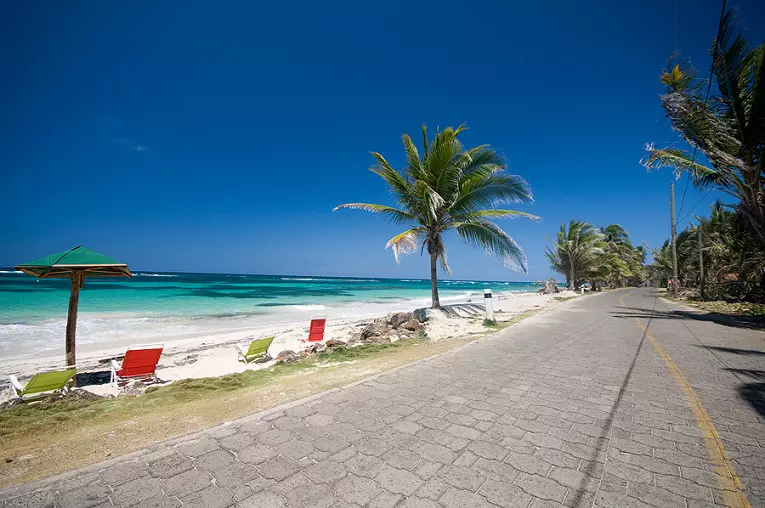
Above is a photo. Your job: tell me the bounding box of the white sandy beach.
[0,291,576,398]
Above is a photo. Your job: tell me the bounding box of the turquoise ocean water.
[0,269,537,358]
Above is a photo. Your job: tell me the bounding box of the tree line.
[649,201,764,301]
[545,221,646,291]
[643,9,764,302]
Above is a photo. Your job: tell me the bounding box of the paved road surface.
[2,289,764,508]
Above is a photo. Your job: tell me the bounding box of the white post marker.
[484,289,494,321]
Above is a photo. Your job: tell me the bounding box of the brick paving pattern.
[2,288,763,507]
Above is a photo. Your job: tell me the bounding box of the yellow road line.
[619,293,750,508]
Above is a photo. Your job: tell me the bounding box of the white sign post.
[484,289,494,322]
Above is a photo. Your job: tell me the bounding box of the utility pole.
[698,226,705,300]
[670,182,679,297]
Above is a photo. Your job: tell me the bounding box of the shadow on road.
[610,306,765,331]
[739,383,765,418]
[723,370,765,418]
[570,310,651,506]
[696,346,765,356]
[724,369,765,380]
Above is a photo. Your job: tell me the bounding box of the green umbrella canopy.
[14,246,131,368]
[15,245,131,279]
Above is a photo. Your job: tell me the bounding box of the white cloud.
[116,138,148,152]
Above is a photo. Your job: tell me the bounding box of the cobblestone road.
[2,289,764,508]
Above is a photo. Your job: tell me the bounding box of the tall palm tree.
[600,224,637,287]
[544,220,605,290]
[644,10,765,244]
[334,124,538,309]
[601,224,630,246]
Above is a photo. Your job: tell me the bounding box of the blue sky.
[3,0,764,281]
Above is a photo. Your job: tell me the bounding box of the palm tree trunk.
[429,250,440,309]
[568,258,575,291]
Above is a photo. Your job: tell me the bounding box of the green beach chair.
[236,337,275,363]
[8,367,77,401]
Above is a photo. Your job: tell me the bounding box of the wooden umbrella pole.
[65,269,83,368]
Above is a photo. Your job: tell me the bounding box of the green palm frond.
[454,220,527,272]
[402,134,425,181]
[643,148,734,190]
[369,153,411,204]
[414,180,445,223]
[451,174,533,214]
[421,124,429,158]
[457,210,541,221]
[332,203,415,224]
[744,45,765,144]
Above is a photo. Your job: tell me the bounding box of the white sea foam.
[286,304,327,311]
[0,284,534,360]
[280,277,379,283]
[0,270,23,274]
[134,273,177,277]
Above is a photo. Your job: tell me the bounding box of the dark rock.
[119,381,147,397]
[400,319,422,332]
[326,339,346,348]
[361,322,388,339]
[306,343,325,354]
[413,308,430,323]
[0,398,24,411]
[275,350,300,364]
[388,312,414,329]
[299,350,312,359]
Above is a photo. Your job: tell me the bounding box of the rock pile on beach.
[119,380,152,396]
[275,350,301,363]
[0,388,104,410]
[348,311,424,345]
[271,312,426,365]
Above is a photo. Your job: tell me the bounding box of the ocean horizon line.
[0,267,544,285]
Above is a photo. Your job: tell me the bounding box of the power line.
[675,0,728,221]
[678,189,713,224]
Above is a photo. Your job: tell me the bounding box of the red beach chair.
[301,315,326,344]
[110,344,164,386]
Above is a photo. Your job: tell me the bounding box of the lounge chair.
[236,336,275,363]
[301,315,326,344]
[8,366,77,401]
[110,344,163,386]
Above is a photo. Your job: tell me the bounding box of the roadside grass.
[0,308,543,487]
[666,296,765,317]
[480,309,540,331]
[0,336,471,487]
[0,339,421,444]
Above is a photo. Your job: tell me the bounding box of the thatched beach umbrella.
[15,246,132,366]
